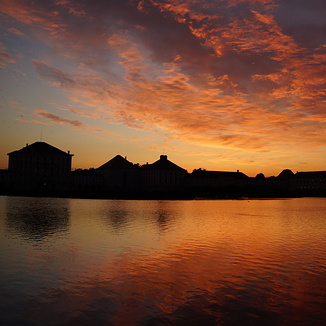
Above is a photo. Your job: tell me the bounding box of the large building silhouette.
[1,141,325,198]
[8,142,73,175]
[142,155,187,192]
[4,142,73,193]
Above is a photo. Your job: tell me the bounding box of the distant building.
[1,140,325,198]
[278,169,295,178]
[69,168,102,193]
[270,169,326,194]
[6,142,73,192]
[8,142,73,176]
[293,171,326,191]
[186,169,249,190]
[97,155,140,191]
[142,155,187,191]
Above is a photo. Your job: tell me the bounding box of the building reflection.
[98,200,179,234]
[100,200,132,233]
[5,196,70,242]
[153,201,177,233]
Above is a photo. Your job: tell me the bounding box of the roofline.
[7,141,73,156]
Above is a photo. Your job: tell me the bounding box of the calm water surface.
[1,196,326,325]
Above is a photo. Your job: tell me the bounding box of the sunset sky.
[0,0,325,176]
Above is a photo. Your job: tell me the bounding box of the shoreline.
[1,189,325,200]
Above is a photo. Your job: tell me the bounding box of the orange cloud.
[0,43,17,67]
[1,0,325,172]
[7,27,25,37]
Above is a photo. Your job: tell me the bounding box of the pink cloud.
[8,27,25,37]
[16,117,50,125]
[0,45,16,67]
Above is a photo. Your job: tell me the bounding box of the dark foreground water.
[1,196,326,326]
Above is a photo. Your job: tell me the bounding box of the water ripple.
[1,197,326,325]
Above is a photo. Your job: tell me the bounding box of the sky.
[0,0,325,176]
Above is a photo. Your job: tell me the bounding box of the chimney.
[68,150,70,154]
[160,155,167,160]
[26,143,28,147]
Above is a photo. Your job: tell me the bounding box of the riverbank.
[1,187,325,200]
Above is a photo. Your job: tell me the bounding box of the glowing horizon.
[0,0,325,177]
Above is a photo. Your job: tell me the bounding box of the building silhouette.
[5,142,73,193]
[1,141,325,198]
[8,142,73,175]
[142,155,187,192]
[97,155,140,192]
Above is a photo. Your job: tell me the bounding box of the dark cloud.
[274,0,326,49]
[35,109,86,128]
[32,60,76,87]
[0,51,16,66]
[7,0,323,92]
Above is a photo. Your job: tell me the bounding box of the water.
[1,196,326,326]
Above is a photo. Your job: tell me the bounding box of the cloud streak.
[33,108,122,141]
[35,109,87,129]
[0,43,17,67]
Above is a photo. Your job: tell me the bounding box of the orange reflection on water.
[3,197,326,325]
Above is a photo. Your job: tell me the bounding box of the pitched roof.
[142,155,186,171]
[7,141,73,156]
[97,155,135,170]
[278,169,294,178]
